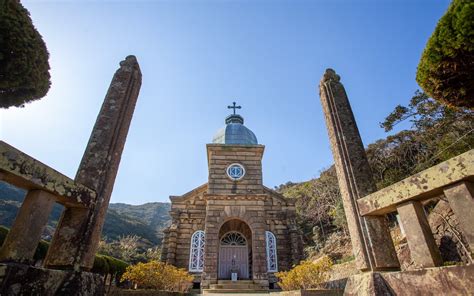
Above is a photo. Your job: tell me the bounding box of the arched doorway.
[218,219,252,280]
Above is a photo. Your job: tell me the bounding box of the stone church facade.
[161,108,303,289]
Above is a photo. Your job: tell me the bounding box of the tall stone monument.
[319,69,399,271]
[44,56,142,271]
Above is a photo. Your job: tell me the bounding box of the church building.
[161,104,303,290]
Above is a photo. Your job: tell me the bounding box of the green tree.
[0,0,50,108]
[377,90,473,175]
[416,0,474,108]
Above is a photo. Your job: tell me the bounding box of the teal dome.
[212,114,258,145]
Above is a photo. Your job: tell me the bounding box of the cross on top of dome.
[212,102,258,145]
[227,102,241,115]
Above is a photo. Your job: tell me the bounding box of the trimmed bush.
[103,255,129,278]
[0,0,51,108]
[276,256,333,291]
[33,240,49,261]
[0,225,9,243]
[0,225,127,280]
[416,0,474,109]
[121,260,193,292]
[92,254,110,275]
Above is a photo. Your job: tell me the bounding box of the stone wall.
[162,184,208,268]
[206,144,265,195]
[428,199,472,264]
[0,263,104,295]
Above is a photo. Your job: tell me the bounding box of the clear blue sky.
[1,0,450,204]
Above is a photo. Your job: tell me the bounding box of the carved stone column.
[44,56,142,270]
[318,69,399,271]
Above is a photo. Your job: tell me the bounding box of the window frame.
[265,231,278,272]
[189,230,205,272]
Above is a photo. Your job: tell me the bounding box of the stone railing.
[357,149,474,268]
[0,141,97,263]
[318,68,474,294]
[0,56,141,295]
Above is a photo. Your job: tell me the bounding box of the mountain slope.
[0,181,170,245]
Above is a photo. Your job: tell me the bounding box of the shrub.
[0,0,51,108]
[0,226,9,243]
[103,255,129,278]
[121,260,193,292]
[416,0,474,109]
[276,256,333,291]
[92,255,110,275]
[33,240,49,261]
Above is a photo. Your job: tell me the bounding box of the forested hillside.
[277,91,474,260]
[0,182,171,246]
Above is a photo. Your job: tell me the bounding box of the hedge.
[0,225,128,278]
[416,0,474,109]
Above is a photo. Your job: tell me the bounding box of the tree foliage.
[275,256,333,290]
[98,235,162,264]
[121,261,193,292]
[280,167,345,245]
[416,0,474,108]
[0,0,51,108]
[372,90,474,187]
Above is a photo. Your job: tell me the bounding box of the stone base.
[344,264,474,295]
[0,263,104,295]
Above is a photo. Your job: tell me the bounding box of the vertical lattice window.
[189,230,205,272]
[265,231,278,272]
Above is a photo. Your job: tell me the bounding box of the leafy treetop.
[0,0,51,108]
[416,0,474,109]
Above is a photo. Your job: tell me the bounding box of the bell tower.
[207,103,265,195]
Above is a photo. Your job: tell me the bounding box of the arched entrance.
[218,219,252,280]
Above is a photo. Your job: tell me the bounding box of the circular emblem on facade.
[226,163,245,181]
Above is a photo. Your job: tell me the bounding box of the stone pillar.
[160,229,170,262]
[166,224,179,265]
[318,69,399,271]
[289,229,302,265]
[443,181,474,250]
[251,224,269,287]
[287,215,303,265]
[397,201,442,268]
[201,206,221,288]
[44,56,142,270]
[0,190,55,263]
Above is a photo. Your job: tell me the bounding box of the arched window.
[265,231,278,272]
[189,230,205,272]
[221,231,247,246]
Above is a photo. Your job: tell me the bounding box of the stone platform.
[203,280,269,294]
[343,264,474,295]
[0,263,104,295]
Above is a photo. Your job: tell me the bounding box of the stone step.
[203,289,269,294]
[217,280,255,284]
[210,284,263,290]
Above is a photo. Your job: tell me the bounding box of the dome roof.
[212,114,258,145]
